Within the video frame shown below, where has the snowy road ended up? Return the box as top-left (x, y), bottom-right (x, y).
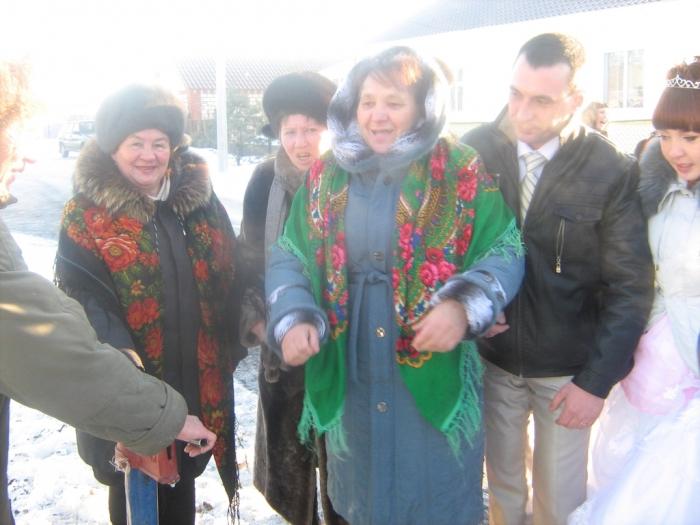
top-left (4, 141), bottom-right (285, 524)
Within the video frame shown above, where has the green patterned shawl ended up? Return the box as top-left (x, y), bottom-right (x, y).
top-left (279, 137), bottom-right (519, 452)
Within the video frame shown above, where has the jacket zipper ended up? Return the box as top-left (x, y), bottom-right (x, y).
top-left (515, 156), bottom-right (525, 377)
top-left (515, 286), bottom-right (523, 377)
top-left (555, 218), bottom-right (565, 274)
top-left (517, 217), bottom-right (526, 377)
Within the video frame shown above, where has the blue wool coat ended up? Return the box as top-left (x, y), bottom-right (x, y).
top-left (266, 161), bottom-right (524, 525)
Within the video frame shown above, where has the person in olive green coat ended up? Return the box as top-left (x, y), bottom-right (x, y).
top-left (0, 59), bottom-right (215, 525)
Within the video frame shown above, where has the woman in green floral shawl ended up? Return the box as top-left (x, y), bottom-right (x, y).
top-left (265, 47), bottom-right (524, 525)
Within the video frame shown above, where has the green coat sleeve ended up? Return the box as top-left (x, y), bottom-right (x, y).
top-left (0, 268), bottom-right (188, 455)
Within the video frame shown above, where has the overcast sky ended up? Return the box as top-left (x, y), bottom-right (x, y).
top-left (4, 0), bottom-right (433, 58)
top-left (2, 0), bottom-right (436, 117)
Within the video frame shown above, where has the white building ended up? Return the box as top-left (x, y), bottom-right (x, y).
top-left (326, 0), bottom-right (698, 153)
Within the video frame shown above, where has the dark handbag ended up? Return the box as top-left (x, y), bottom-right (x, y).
top-left (114, 441), bottom-right (180, 485)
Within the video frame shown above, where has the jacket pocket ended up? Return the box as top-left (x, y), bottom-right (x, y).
top-left (552, 204), bottom-right (603, 275)
top-left (553, 204), bottom-right (603, 223)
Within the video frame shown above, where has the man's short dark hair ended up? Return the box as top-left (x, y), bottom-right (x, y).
top-left (517, 33), bottom-right (586, 80)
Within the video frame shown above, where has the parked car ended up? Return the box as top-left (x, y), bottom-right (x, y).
top-left (58, 120), bottom-right (95, 157)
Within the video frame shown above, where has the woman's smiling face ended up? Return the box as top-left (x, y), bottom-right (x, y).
top-left (111, 129), bottom-right (171, 196)
top-left (356, 74), bottom-right (418, 155)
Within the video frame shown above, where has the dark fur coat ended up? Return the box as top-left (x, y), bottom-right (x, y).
top-left (239, 152), bottom-right (346, 525)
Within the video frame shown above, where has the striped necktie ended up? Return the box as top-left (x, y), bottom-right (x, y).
top-left (520, 150), bottom-right (546, 220)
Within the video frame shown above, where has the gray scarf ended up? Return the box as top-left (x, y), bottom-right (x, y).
top-left (263, 147), bottom-right (306, 261)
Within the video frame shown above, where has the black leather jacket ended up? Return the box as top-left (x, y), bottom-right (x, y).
top-left (463, 113), bottom-right (654, 398)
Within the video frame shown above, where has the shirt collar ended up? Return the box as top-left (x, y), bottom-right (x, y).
top-left (658, 176), bottom-right (700, 210)
top-left (517, 135), bottom-right (560, 161)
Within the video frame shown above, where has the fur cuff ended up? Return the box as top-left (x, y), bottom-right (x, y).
top-left (433, 271), bottom-right (506, 337)
top-left (273, 310), bottom-right (327, 346)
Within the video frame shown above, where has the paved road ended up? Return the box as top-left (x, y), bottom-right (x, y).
top-left (3, 141), bottom-right (74, 241)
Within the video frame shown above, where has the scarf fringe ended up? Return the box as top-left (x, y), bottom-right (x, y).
top-left (475, 218), bottom-right (524, 265)
top-left (443, 342), bottom-right (484, 458)
top-left (324, 422), bottom-right (349, 456)
top-left (278, 235), bottom-right (311, 280)
top-left (298, 392), bottom-right (349, 455)
top-left (227, 491), bottom-right (240, 524)
top-left (298, 344), bottom-right (482, 460)
top-left (223, 405), bottom-right (241, 524)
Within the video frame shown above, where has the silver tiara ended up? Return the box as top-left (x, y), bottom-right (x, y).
top-left (666, 74), bottom-right (700, 89)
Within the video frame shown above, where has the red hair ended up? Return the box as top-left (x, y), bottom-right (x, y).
top-left (0, 61), bottom-right (31, 133)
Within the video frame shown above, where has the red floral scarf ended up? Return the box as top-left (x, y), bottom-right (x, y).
top-left (60, 195), bottom-right (239, 500)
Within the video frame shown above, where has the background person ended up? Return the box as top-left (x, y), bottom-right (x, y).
top-left (266, 46), bottom-right (524, 525)
top-left (569, 56), bottom-right (700, 525)
top-left (54, 84), bottom-right (244, 525)
top-left (581, 101), bottom-right (609, 136)
top-left (463, 33), bottom-right (654, 525)
top-left (633, 130), bottom-right (655, 159)
top-left (238, 71), bottom-right (344, 525)
top-left (0, 60), bottom-right (215, 525)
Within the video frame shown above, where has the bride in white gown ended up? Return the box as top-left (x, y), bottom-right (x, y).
top-left (569, 57), bottom-right (700, 525)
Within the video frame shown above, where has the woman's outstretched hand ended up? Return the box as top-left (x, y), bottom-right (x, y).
top-left (411, 300), bottom-right (468, 352)
top-left (281, 322), bottom-right (320, 366)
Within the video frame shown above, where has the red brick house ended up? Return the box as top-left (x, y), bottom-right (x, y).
top-left (177, 58), bottom-right (329, 123)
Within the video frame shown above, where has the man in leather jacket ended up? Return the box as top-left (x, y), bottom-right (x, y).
top-left (462, 33), bottom-right (653, 525)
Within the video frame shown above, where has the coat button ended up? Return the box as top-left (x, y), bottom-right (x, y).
top-left (372, 251), bottom-right (384, 262)
top-left (376, 401), bottom-right (388, 413)
top-left (383, 177), bottom-right (391, 186)
top-left (375, 327), bottom-right (386, 338)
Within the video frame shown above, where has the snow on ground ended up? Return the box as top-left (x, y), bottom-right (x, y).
top-left (7, 155), bottom-right (287, 524)
top-left (5, 141), bottom-right (504, 524)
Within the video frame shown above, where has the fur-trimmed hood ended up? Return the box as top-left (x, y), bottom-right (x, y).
top-left (327, 47), bottom-right (448, 174)
top-left (638, 137), bottom-right (683, 218)
top-left (73, 139), bottom-right (212, 223)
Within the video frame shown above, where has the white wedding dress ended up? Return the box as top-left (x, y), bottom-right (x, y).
top-left (568, 329), bottom-right (700, 525)
top-left (569, 178), bottom-right (700, 525)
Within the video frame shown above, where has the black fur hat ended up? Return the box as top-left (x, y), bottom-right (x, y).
top-left (95, 84), bottom-right (185, 153)
top-left (261, 72), bottom-right (336, 139)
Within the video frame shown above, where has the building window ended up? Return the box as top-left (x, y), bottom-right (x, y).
top-left (200, 91), bottom-right (216, 120)
top-left (605, 50), bottom-right (644, 109)
top-left (450, 68), bottom-right (464, 113)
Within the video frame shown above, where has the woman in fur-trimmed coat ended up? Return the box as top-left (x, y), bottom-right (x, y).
top-left (55, 85), bottom-right (243, 525)
top-left (266, 47), bottom-right (524, 525)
